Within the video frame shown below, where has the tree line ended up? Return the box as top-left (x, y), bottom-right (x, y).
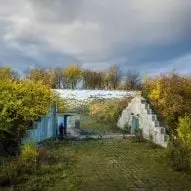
top-left (24, 64), bottom-right (141, 90)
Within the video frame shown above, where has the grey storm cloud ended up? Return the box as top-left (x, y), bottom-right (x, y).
top-left (0, 0), bottom-right (190, 75)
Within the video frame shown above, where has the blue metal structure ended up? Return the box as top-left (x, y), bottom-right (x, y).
top-left (22, 104), bottom-right (57, 144)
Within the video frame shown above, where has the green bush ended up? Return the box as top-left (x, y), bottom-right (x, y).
top-left (166, 141), bottom-right (191, 171)
top-left (165, 115), bottom-right (191, 172)
top-left (0, 159), bottom-right (18, 186)
top-left (0, 142), bottom-right (64, 189)
top-left (0, 79), bottom-right (55, 145)
top-left (0, 156), bottom-right (37, 187)
top-left (166, 115), bottom-right (191, 172)
top-left (20, 143), bottom-right (39, 163)
top-left (177, 115), bottom-right (191, 148)
top-left (143, 73), bottom-right (191, 172)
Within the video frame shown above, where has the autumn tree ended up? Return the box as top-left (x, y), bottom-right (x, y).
top-left (63, 65), bottom-right (81, 89)
top-left (93, 71), bottom-right (105, 89)
top-left (143, 72), bottom-right (191, 133)
top-left (83, 70), bottom-right (104, 89)
top-left (0, 67), bottom-right (17, 80)
top-left (27, 68), bottom-right (55, 88)
top-left (0, 79), bottom-right (55, 144)
top-left (104, 65), bottom-right (122, 89)
top-left (125, 70), bottom-right (141, 90)
top-left (53, 68), bottom-right (65, 89)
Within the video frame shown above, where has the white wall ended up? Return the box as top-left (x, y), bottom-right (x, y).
top-left (117, 97), bottom-right (169, 148)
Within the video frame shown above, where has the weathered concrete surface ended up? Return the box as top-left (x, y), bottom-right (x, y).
top-left (118, 96), bottom-right (169, 147)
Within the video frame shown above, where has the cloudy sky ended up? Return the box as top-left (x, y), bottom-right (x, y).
top-left (0, 0), bottom-right (190, 76)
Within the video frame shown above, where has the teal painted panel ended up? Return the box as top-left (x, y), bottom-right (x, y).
top-left (135, 118), bottom-right (139, 130)
top-left (131, 116), bottom-right (140, 135)
top-left (22, 104), bottom-right (57, 144)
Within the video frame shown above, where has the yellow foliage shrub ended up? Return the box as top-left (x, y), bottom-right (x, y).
top-left (143, 72), bottom-right (191, 133)
top-left (89, 99), bottom-right (131, 124)
top-left (20, 143), bottom-right (39, 162)
top-left (143, 73), bottom-right (191, 171)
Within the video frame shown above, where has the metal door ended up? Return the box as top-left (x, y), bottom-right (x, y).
top-left (132, 116), bottom-right (139, 134)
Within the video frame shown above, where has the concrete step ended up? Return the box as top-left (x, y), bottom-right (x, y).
top-left (155, 121), bottom-right (160, 127)
top-left (152, 115), bottom-right (157, 121)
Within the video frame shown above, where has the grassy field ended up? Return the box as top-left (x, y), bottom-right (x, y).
top-left (47, 139), bottom-right (191, 191)
top-left (2, 117), bottom-right (191, 191)
top-left (2, 139), bottom-right (191, 191)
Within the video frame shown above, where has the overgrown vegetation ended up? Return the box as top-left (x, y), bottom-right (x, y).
top-left (143, 72), bottom-right (191, 134)
top-left (0, 141), bottom-right (72, 190)
top-left (0, 79), bottom-right (55, 145)
top-left (0, 143), bottom-right (39, 188)
top-left (80, 115), bottom-right (127, 134)
top-left (166, 140), bottom-right (191, 171)
top-left (168, 115), bottom-right (191, 171)
top-left (143, 72), bottom-right (191, 171)
top-left (89, 98), bottom-right (131, 124)
top-left (177, 115), bottom-right (191, 149)
top-left (0, 67), bottom-right (56, 159)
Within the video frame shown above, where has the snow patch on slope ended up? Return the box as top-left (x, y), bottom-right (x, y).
top-left (54, 89), bottom-right (136, 101)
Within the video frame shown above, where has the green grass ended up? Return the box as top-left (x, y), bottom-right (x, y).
top-left (49, 139), bottom-right (191, 191)
top-left (2, 139), bottom-right (191, 191)
top-left (80, 115), bottom-right (127, 135)
top-left (2, 116), bottom-right (191, 191)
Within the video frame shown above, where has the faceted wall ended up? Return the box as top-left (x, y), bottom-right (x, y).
top-left (118, 97), bottom-right (169, 147)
